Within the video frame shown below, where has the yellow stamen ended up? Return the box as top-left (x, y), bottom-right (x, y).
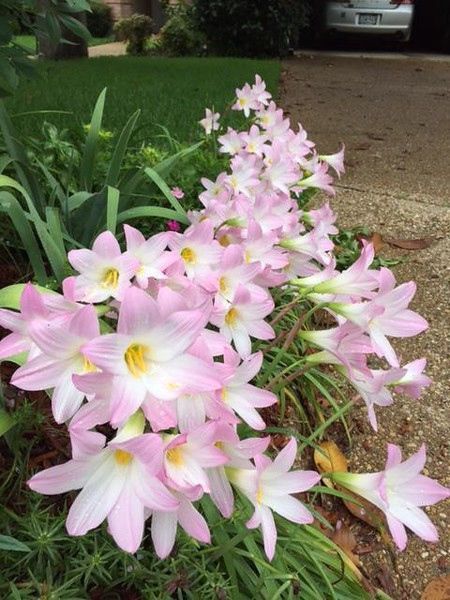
top-left (229, 176), bottom-right (238, 190)
top-left (256, 486), bottom-right (264, 504)
top-left (124, 343), bottom-right (148, 377)
top-left (238, 98), bottom-right (246, 107)
top-left (215, 441), bottom-right (224, 450)
top-left (166, 446), bottom-right (184, 466)
top-left (219, 276), bottom-right (229, 294)
top-left (220, 388), bottom-right (228, 403)
top-left (244, 250), bottom-right (252, 264)
top-left (225, 308), bottom-right (238, 326)
top-left (82, 355), bottom-right (97, 373)
top-left (181, 247), bottom-right (197, 264)
top-left (102, 268), bottom-right (119, 289)
top-left (218, 235), bottom-right (231, 247)
top-left (114, 449), bottom-right (133, 466)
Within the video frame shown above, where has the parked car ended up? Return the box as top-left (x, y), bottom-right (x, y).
top-left (323, 0), bottom-right (415, 42)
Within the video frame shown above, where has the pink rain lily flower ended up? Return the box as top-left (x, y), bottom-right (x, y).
top-left (229, 438), bottom-right (320, 560)
top-left (168, 221), bottom-right (223, 279)
top-left (199, 108), bottom-right (220, 135)
top-left (210, 284), bottom-right (274, 357)
top-left (319, 143), bottom-right (345, 178)
top-left (227, 154), bottom-right (261, 197)
top-left (218, 127), bottom-right (244, 156)
top-left (28, 432), bottom-right (179, 553)
top-left (81, 286), bottom-right (220, 426)
top-left (208, 424), bottom-right (270, 518)
top-left (171, 186), bottom-right (185, 199)
top-left (66, 230), bottom-right (138, 303)
top-left (163, 422), bottom-right (228, 493)
top-left (209, 244), bottom-right (262, 302)
top-left (347, 367), bottom-right (406, 431)
top-left (392, 358), bottom-right (431, 399)
top-left (251, 74), bottom-right (272, 106)
top-left (151, 484), bottom-right (210, 559)
top-left (332, 444), bottom-right (450, 551)
top-left (219, 348), bottom-right (277, 430)
top-left (299, 161), bottom-right (335, 196)
top-left (293, 243), bottom-right (377, 299)
top-left (241, 124), bottom-right (269, 157)
top-left (124, 225), bottom-right (175, 289)
top-left (12, 305), bottom-right (100, 423)
top-left (233, 83), bottom-right (259, 117)
top-left (0, 283), bottom-right (53, 361)
top-left (334, 268), bottom-right (428, 367)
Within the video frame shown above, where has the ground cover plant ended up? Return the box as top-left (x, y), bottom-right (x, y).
top-left (0, 72), bottom-right (448, 600)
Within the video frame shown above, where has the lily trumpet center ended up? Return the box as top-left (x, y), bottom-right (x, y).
top-left (102, 267), bottom-right (119, 289)
top-left (181, 247), bottom-right (197, 264)
top-left (225, 307), bottom-right (239, 326)
top-left (166, 446), bottom-right (184, 466)
top-left (124, 343), bottom-right (149, 377)
top-left (114, 449), bottom-right (133, 466)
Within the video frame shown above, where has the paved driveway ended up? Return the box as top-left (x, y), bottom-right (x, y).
top-left (281, 53), bottom-right (450, 599)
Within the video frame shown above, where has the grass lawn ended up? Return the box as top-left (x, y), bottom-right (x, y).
top-left (14, 35), bottom-right (114, 53)
top-left (7, 57), bottom-right (280, 144)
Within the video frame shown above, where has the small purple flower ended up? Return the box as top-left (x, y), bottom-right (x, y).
top-left (166, 220), bottom-right (181, 232)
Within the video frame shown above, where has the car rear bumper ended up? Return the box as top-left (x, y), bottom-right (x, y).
top-left (325, 3), bottom-right (414, 40)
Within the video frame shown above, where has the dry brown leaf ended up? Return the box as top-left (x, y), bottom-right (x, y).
top-left (370, 232), bottom-right (385, 254)
top-left (314, 440), bottom-right (348, 475)
top-left (342, 489), bottom-right (388, 532)
top-left (384, 237), bottom-right (434, 250)
top-left (331, 521), bottom-right (361, 567)
top-left (356, 231), bottom-right (384, 254)
top-left (421, 575), bottom-right (450, 600)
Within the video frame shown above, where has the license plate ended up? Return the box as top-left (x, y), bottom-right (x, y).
top-left (358, 14), bottom-right (378, 25)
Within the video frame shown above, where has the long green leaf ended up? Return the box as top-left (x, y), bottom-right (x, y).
top-left (106, 186), bottom-right (120, 235)
top-left (0, 101), bottom-right (45, 214)
top-left (0, 534), bottom-right (30, 552)
top-left (105, 109), bottom-right (140, 187)
top-left (153, 140), bottom-right (204, 178)
top-left (67, 191), bottom-right (94, 212)
top-left (80, 88), bottom-right (107, 192)
top-left (32, 218), bottom-right (68, 282)
top-left (45, 207), bottom-right (66, 258)
top-left (0, 192), bottom-right (47, 283)
top-left (0, 284), bottom-right (55, 310)
top-left (143, 167), bottom-right (186, 216)
top-left (0, 409), bottom-right (14, 437)
top-left (117, 205), bottom-right (189, 225)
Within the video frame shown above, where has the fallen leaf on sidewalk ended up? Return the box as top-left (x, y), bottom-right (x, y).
top-left (356, 231), bottom-right (384, 254)
top-left (314, 440), bottom-right (348, 488)
top-left (331, 521), bottom-right (361, 567)
top-left (421, 574), bottom-right (450, 600)
top-left (384, 237), bottom-right (434, 250)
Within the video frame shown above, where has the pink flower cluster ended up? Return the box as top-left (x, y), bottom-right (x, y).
top-left (1, 76), bottom-right (447, 559)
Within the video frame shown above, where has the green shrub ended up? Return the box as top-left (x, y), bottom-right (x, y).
top-left (193, 0), bottom-right (309, 57)
top-left (114, 13), bottom-right (153, 56)
top-left (158, 4), bottom-right (206, 56)
top-left (86, 1), bottom-right (113, 38)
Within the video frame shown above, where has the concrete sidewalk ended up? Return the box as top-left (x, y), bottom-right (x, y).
top-left (281, 55), bottom-right (449, 598)
top-left (88, 42), bottom-right (126, 57)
